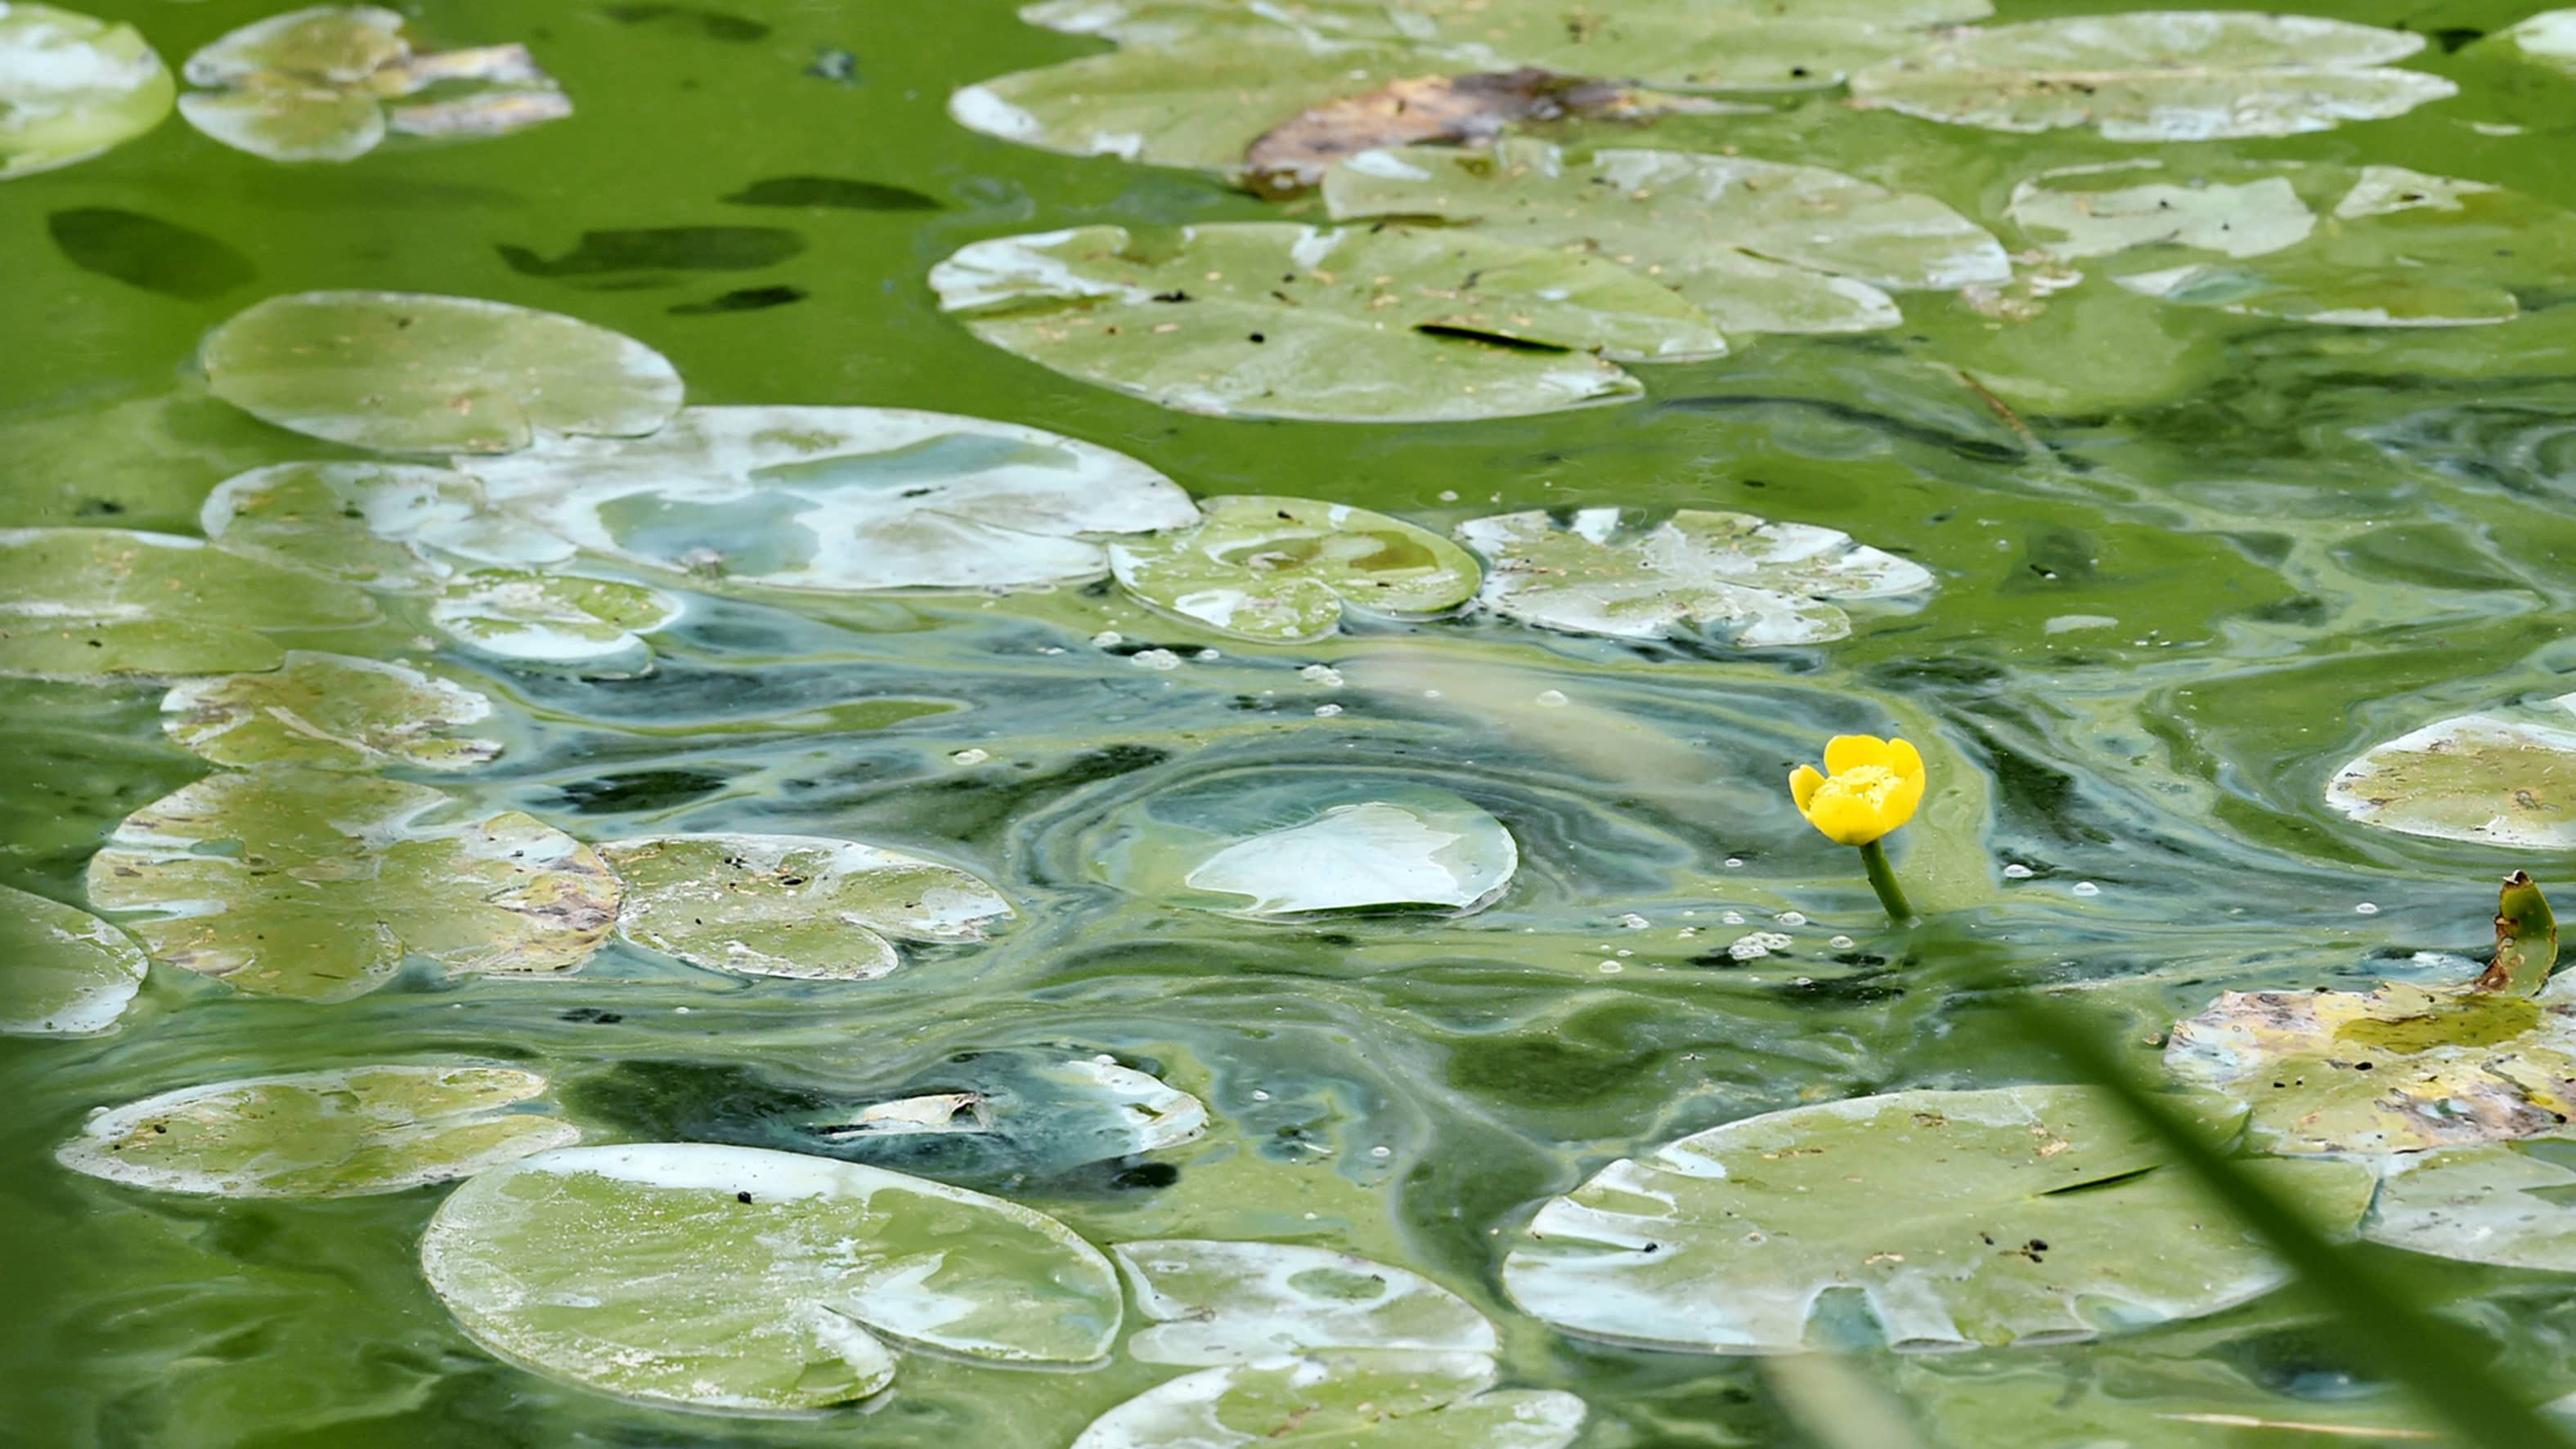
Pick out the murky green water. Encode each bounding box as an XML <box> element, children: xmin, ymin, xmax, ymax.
<box><xmin>11</xmin><ymin>0</ymin><xmax>2576</xmax><ymax>1444</ymax></box>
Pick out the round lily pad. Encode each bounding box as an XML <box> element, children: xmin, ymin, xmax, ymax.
<box><xmin>813</xmin><ymin>1055</ymin><xmax>1208</xmax><ymax>1178</ymax></box>
<box><xmin>163</xmin><ymin>653</ymin><xmax>500</xmax><ymax>772</ymax></box>
<box><xmin>1455</xmin><ymin>507</ymin><xmax>1932</xmax><ymax>646</ymax></box>
<box><xmin>1115</xmin><ymin>1240</ymin><xmax>1499</xmax><ymax>1365</ymax></box>
<box><xmin>1501</xmin><ymin>1085</ymin><xmax>2376</xmax><ymax>1354</ymax></box>
<box><xmin>1109</xmin><ymin>496</ymin><xmax>1480</xmax><ymax>642</ymax></box>
<box><xmin>0</xmin><ymin>527</ymin><xmax>379</xmax><ymax>680</ymax></box>
<box><xmin>1072</xmin><ymin>1350</ymin><xmax>1586</xmax><ymax>1449</ymax></box>
<box><xmin>600</xmin><ymin>832</ymin><xmax>1013</xmax><ymax>980</ymax></box>
<box><xmin>429</xmin><ymin>569</ymin><xmax>680</xmax><ymax>676</ymax></box>
<box><xmin>930</xmin><ymin>222</ymin><xmax>1725</xmax><ymax>423</ymax></box>
<box><xmin>86</xmin><ymin>769</ymin><xmax>621</xmax><ymax>1001</ymax></box>
<box><xmin>1105</xmin><ymin>775</ymin><xmax>1518</xmax><ymax>917</ymax></box>
<box><xmin>2327</xmin><ymin>699</ymin><xmax>2576</xmax><ymax>847</ymax></box>
<box><xmin>200</xmin><ymin>291</ymin><xmax>684</xmax><ymax>454</ymax></box>
<box><xmin>2364</xmin><ymin>1141</ymin><xmax>2576</xmax><ymax>1270</ymax></box>
<box><xmin>202</xmin><ymin>461</ymin><xmax>577</xmax><ymax>589</ymax></box>
<box><xmin>0</xmin><ymin>882</ymin><xmax>146</xmax><ymax>1036</ymax></box>
<box><xmin>457</xmin><ymin>405</ymin><xmax>1199</xmax><ymax>592</ymax></box>
<box><xmin>56</xmin><ymin>1064</ymin><xmax>578</xmax><ymax>1197</ymax></box>
<box><xmin>0</xmin><ymin>3</ymin><xmax>173</xmax><ymax>180</ymax></box>
<box><xmin>420</xmin><ymin>1142</ymin><xmax>1124</xmax><ymax>1411</ymax></box>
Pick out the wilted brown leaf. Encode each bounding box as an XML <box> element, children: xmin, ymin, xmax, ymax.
<box><xmin>1244</xmin><ymin>68</ymin><xmax>1702</xmax><ymax>196</ymax></box>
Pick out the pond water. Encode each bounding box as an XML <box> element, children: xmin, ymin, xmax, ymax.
<box><xmin>10</xmin><ymin>0</ymin><xmax>2576</xmax><ymax>1445</ymax></box>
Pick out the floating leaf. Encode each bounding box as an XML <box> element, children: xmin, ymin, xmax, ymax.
<box><xmin>931</xmin><ymin>222</ymin><xmax>1722</xmax><ymax>423</ymax></box>
<box><xmin>2006</xmin><ymin>162</ymin><xmax>2318</xmax><ymax>261</ymax></box>
<box><xmin>600</xmin><ymin>832</ymin><xmax>1012</xmax><ymax>980</ymax></box>
<box><xmin>161</xmin><ymin>653</ymin><xmax>501</xmax><ymax>773</ymax></box>
<box><xmin>457</xmin><ymin>405</ymin><xmax>1198</xmax><ymax>592</ymax></box>
<box><xmin>86</xmin><ymin>769</ymin><xmax>620</xmax><ymax>1001</ymax></box>
<box><xmin>1455</xmin><ymin>507</ymin><xmax>1932</xmax><ymax>645</ymax></box>
<box><xmin>178</xmin><ymin>7</ymin><xmax>568</xmax><ymax>163</ymax></box>
<box><xmin>2363</xmin><ymin>1141</ymin><xmax>2576</xmax><ymax>1270</ymax></box>
<box><xmin>1109</xmin><ymin>496</ymin><xmax>1479</xmax><ymax>642</ymax></box>
<box><xmin>2165</xmin><ymin>980</ymin><xmax>2576</xmax><ymax>1155</ymax></box>
<box><xmin>2486</xmin><ymin>10</ymin><xmax>2576</xmax><ymax>78</ymax></box>
<box><xmin>429</xmin><ymin>569</ymin><xmax>680</xmax><ymax>676</ymax></box>
<box><xmin>201</xmin><ymin>460</ymin><xmax>576</xmax><ymax>588</ymax></box>
<box><xmin>1326</xmin><ymin>139</ymin><xmax>2008</xmax><ymax>336</ymax></box>
<box><xmin>1115</xmin><ymin>1240</ymin><xmax>1499</xmax><ymax>1365</ymax></box>
<box><xmin>56</xmin><ymin>1065</ymin><xmax>577</xmax><ymax>1197</ymax></box>
<box><xmin>201</xmin><ymin>291</ymin><xmax>683</xmax><ymax>454</ymax></box>
<box><xmin>420</xmin><ymin>1143</ymin><xmax>1123</xmax><ymax>1410</ymax></box>
<box><xmin>0</xmin><ymin>882</ymin><xmax>146</xmax><ymax>1036</ymax></box>
<box><xmin>0</xmin><ymin>527</ymin><xmax>377</xmax><ymax>680</ymax></box>
<box><xmin>0</xmin><ymin>3</ymin><xmax>173</xmax><ymax>179</ymax></box>
<box><xmin>814</xmin><ymin>1055</ymin><xmax>1208</xmax><ymax>1175</ymax></box>
<box><xmin>1501</xmin><ymin>1085</ymin><xmax>2376</xmax><ymax>1354</ymax></box>
<box><xmin>2327</xmin><ymin>699</ymin><xmax>2576</xmax><ymax>846</ymax></box>
<box><xmin>1848</xmin><ymin>13</ymin><xmax>2456</xmax><ymax>139</ymax></box>
<box><xmin>1072</xmin><ymin>1350</ymin><xmax>1585</xmax><ymax>1449</ymax></box>
<box><xmin>1245</xmin><ymin>69</ymin><xmax>1710</xmax><ymax>196</ymax></box>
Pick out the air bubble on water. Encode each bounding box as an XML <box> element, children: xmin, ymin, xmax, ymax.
<box><xmin>1299</xmin><ymin>663</ymin><xmax>1344</xmax><ymax>687</ymax></box>
<box><xmin>1196</xmin><ymin>648</ymin><xmax>1222</xmax><ymax>661</ymax></box>
<box><xmin>2355</xmin><ymin>902</ymin><xmax>2380</xmax><ymax>915</ymax></box>
<box><xmin>1723</xmin><ymin>857</ymin><xmax>1744</xmax><ymax>868</ymax></box>
<box><xmin>1438</xmin><ymin>489</ymin><xmax>1459</xmax><ymax>501</ymax></box>
<box><xmin>1598</xmin><ymin>959</ymin><xmax>1623</xmax><ymax>973</ymax></box>
<box><xmin>1619</xmin><ymin>913</ymin><xmax>1649</xmax><ymax>930</ymax></box>
<box><xmin>1423</xmin><ymin>689</ymin><xmax>1443</xmax><ymax>698</ymax></box>
<box><xmin>1722</xmin><ymin>911</ymin><xmax>1747</xmax><ymax>925</ymax></box>
<box><xmin>1536</xmin><ymin>689</ymin><xmax>1568</xmax><ymax>707</ymax></box>
<box><xmin>2072</xmin><ymin>881</ymin><xmax>2100</xmax><ymax>896</ymax></box>
<box><xmin>949</xmin><ymin>748</ymin><xmax>990</xmax><ymax>766</ymax></box>
<box><xmin>1091</xmin><ymin>630</ymin><xmax>1123</xmax><ymax>648</ymax></box>
<box><xmin>2002</xmin><ymin>863</ymin><xmax>2035</xmax><ymax>879</ymax></box>
<box><xmin>1370</xmin><ymin>1146</ymin><xmax>1392</xmax><ymax>1158</ymax></box>
<box><xmin>1314</xmin><ymin>703</ymin><xmax>1343</xmax><ymax>717</ymax></box>
<box><xmin>1777</xmin><ymin>911</ymin><xmax>1806</xmax><ymax>926</ymax></box>
<box><xmin>1251</xmin><ymin>1089</ymin><xmax>1271</xmax><ymax>1101</ymax></box>
<box><xmin>1829</xmin><ymin>935</ymin><xmax>1856</xmax><ymax>949</ymax></box>
<box><xmin>1730</xmin><ymin>931</ymin><xmax>1794</xmax><ymax>961</ymax></box>
<box><xmin>1132</xmin><ymin>648</ymin><xmax>1181</xmax><ymax>670</ymax></box>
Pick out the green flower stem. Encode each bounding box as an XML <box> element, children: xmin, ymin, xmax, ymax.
<box><xmin>1858</xmin><ymin>838</ymin><xmax>1915</xmax><ymax>926</ymax></box>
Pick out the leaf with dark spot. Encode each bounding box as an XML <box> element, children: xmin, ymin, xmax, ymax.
<box><xmin>723</xmin><ymin>176</ymin><xmax>940</xmax><ymax>211</ymax></box>
<box><xmin>496</xmin><ymin>227</ymin><xmax>806</xmax><ymax>280</ymax></box>
<box><xmin>48</xmin><ymin>210</ymin><xmax>255</xmax><ymax>301</ymax></box>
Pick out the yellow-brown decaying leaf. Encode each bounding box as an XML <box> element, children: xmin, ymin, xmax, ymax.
<box><xmin>1244</xmin><ymin>68</ymin><xmax>1706</xmax><ymax>196</ymax></box>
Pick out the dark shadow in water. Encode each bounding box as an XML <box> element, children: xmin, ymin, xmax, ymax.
<box><xmin>668</xmin><ymin>284</ymin><xmax>808</xmax><ymax>314</ymax></box>
<box><xmin>496</xmin><ymin>227</ymin><xmax>806</xmax><ymax>280</ymax></box>
<box><xmin>597</xmin><ymin>3</ymin><xmax>770</xmax><ymax>41</ymax></box>
<box><xmin>724</xmin><ymin>175</ymin><xmax>941</xmax><ymax>211</ymax></box>
<box><xmin>47</xmin><ymin>209</ymin><xmax>254</xmax><ymax>301</ymax></box>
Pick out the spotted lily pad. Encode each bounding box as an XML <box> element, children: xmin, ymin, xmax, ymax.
<box><xmin>201</xmin><ymin>461</ymin><xmax>576</xmax><ymax>589</ymax></box>
<box><xmin>457</xmin><ymin>405</ymin><xmax>1198</xmax><ymax>592</ymax></box>
<box><xmin>2007</xmin><ymin>162</ymin><xmax>2318</xmax><ymax>262</ymax></box>
<box><xmin>0</xmin><ymin>882</ymin><xmax>146</xmax><ymax>1036</ymax></box>
<box><xmin>0</xmin><ymin>527</ymin><xmax>378</xmax><ymax>680</ymax></box>
<box><xmin>1456</xmin><ymin>508</ymin><xmax>1932</xmax><ymax>646</ymax></box>
<box><xmin>929</xmin><ymin>222</ymin><xmax>1725</xmax><ymax>423</ymax></box>
<box><xmin>2326</xmin><ymin>698</ymin><xmax>2576</xmax><ymax>846</ymax></box>
<box><xmin>1848</xmin><ymin>13</ymin><xmax>2455</xmax><ymax>140</ymax></box>
<box><xmin>200</xmin><ymin>291</ymin><xmax>684</xmax><ymax>454</ymax></box>
<box><xmin>813</xmin><ymin>1055</ymin><xmax>1208</xmax><ymax>1177</ymax></box>
<box><xmin>162</xmin><ymin>653</ymin><xmax>501</xmax><ymax>772</ymax></box>
<box><xmin>1324</xmin><ymin>139</ymin><xmax>2009</xmax><ymax>336</ymax></box>
<box><xmin>2165</xmin><ymin>981</ymin><xmax>2576</xmax><ymax>1155</ymax></box>
<box><xmin>85</xmin><ymin>769</ymin><xmax>620</xmax><ymax>1001</ymax></box>
<box><xmin>2363</xmin><ymin>1140</ymin><xmax>2576</xmax><ymax>1269</ymax></box>
<box><xmin>56</xmin><ymin>1064</ymin><xmax>578</xmax><ymax>1196</ymax></box>
<box><xmin>429</xmin><ymin>569</ymin><xmax>680</xmax><ymax>676</ymax></box>
<box><xmin>179</xmin><ymin>6</ymin><xmax>568</xmax><ymax>163</ymax></box>
<box><xmin>600</xmin><ymin>832</ymin><xmax>1013</xmax><ymax>980</ymax></box>
<box><xmin>1072</xmin><ymin>1350</ymin><xmax>1586</xmax><ymax>1449</ymax></box>
<box><xmin>1116</xmin><ymin>1240</ymin><xmax>1499</xmax><ymax>1365</ymax></box>
<box><xmin>1110</xmin><ymin>496</ymin><xmax>1479</xmax><ymax>642</ymax></box>
<box><xmin>420</xmin><ymin>1143</ymin><xmax>1123</xmax><ymax>1411</ymax></box>
<box><xmin>0</xmin><ymin>3</ymin><xmax>173</xmax><ymax>178</ymax></box>
<box><xmin>1501</xmin><ymin>1085</ymin><xmax>2376</xmax><ymax>1354</ymax></box>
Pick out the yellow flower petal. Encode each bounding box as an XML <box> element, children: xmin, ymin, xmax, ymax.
<box><xmin>1883</xmin><ymin>767</ymin><xmax>1924</xmax><ymax>834</ymax></box>
<box><xmin>1789</xmin><ymin>765</ymin><xmax>1824</xmax><ymax>811</ymax></box>
<box><xmin>1806</xmin><ymin>788</ymin><xmax>1883</xmax><ymax>846</ymax></box>
<box><xmin>1824</xmin><ymin>734</ymin><xmax>1893</xmax><ymax>775</ymax></box>
<box><xmin>1887</xmin><ymin>737</ymin><xmax>1924</xmax><ymax>783</ymax></box>
<box><xmin>1788</xmin><ymin>734</ymin><xmax>1925</xmax><ymax>847</ymax></box>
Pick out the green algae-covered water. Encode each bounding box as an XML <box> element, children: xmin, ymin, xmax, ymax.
<box><xmin>12</xmin><ymin>0</ymin><xmax>2576</xmax><ymax>1444</ymax></box>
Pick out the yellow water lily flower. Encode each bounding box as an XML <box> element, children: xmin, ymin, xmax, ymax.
<box><xmin>1789</xmin><ymin>735</ymin><xmax>1925</xmax><ymax>848</ymax></box>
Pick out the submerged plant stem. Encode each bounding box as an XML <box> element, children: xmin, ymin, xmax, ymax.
<box><xmin>1858</xmin><ymin>838</ymin><xmax>1914</xmax><ymax>926</ymax></box>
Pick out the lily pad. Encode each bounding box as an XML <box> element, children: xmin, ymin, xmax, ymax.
<box><xmin>202</xmin><ymin>461</ymin><xmax>577</xmax><ymax>589</ymax></box>
<box><xmin>2487</xmin><ymin>10</ymin><xmax>2576</xmax><ymax>77</ymax></box>
<box><xmin>1455</xmin><ymin>507</ymin><xmax>1932</xmax><ymax>645</ymax></box>
<box><xmin>0</xmin><ymin>2</ymin><xmax>174</xmax><ymax>178</ymax></box>
<box><xmin>599</xmin><ymin>832</ymin><xmax>1012</xmax><ymax>980</ymax></box>
<box><xmin>420</xmin><ymin>1142</ymin><xmax>1123</xmax><ymax>1411</ymax></box>
<box><xmin>2326</xmin><ymin>698</ymin><xmax>2576</xmax><ymax>846</ymax></box>
<box><xmin>1115</xmin><ymin>1240</ymin><xmax>1499</xmax><ymax>1365</ymax></box>
<box><xmin>457</xmin><ymin>405</ymin><xmax>1198</xmax><ymax>592</ymax></box>
<box><xmin>161</xmin><ymin>653</ymin><xmax>501</xmax><ymax>773</ymax></box>
<box><xmin>2007</xmin><ymin>162</ymin><xmax>2318</xmax><ymax>261</ymax></box>
<box><xmin>55</xmin><ymin>1064</ymin><xmax>578</xmax><ymax>1197</ymax></box>
<box><xmin>2363</xmin><ymin>1140</ymin><xmax>2576</xmax><ymax>1270</ymax></box>
<box><xmin>1500</xmin><ymin>1085</ymin><xmax>2376</xmax><ymax>1354</ymax></box>
<box><xmin>200</xmin><ymin>291</ymin><xmax>684</xmax><ymax>454</ymax></box>
<box><xmin>1245</xmin><ymin>70</ymin><xmax>1715</xmax><ymax>196</ymax></box>
<box><xmin>0</xmin><ymin>527</ymin><xmax>378</xmax><ymax>680</ymax></box>
<box><xmin>0</xmin><ymin>882</ymin><xmax>146</xmax><ymax>1036</ymax></box>
<box><xmin>429</xmin><ymin>569</ymin><xmax>680</xmax><ymax>676</ymax></box>
<box><xmin>931</xmin><ymin>222</ymin><xmax>1723</xmax><ymax>422</ymax></box>
<box><xmin>2165</xmin><ymin>981</ymin><xmax>2576</xmax><ymax>1155</ymax></box>
<box><xmin>1324</xmin><ymin>139</ymin><xmax>2009</xmax><ymax>335</ymax></box>
<box><xmin>813</xmin><ymin>1054</ymin><xmax>1208</xmax><ymax>1177</ymax></box>
<box><xmin>179</xmin><ymin>7</ymin><xmax>568</xmax><ymax>163</ymax></box>
<box><xmin>1109</xmin><ymin>496</ymin><xmax>1479</xmax><ymax>642</ymax></box>
<box><xmin>1848</xmin><ymin>13</ymin><xmax>2456</xmax><ymax>140</ymax></box>
<box><xmin>1071</xmin><ymin>1351</ymin><xmax>1586</xmax><ymax>1449</ymax></box>
<box><xmin>85</xmin><ymin>769</ymin><xmax>620</xmax><ymax>1001</ymax></box>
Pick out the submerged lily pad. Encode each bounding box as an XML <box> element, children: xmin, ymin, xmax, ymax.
<box><xmin>2363</xmin><ymin>1140</ymin><xmax>2576</xmax><ymax>1269</ymax></box>
<box><xmin>56</xmin><ymin>1065</ymin><xmax>578</xmax><ymax>1197</ymax></box>
<box><xmin>1110</xmin><ymin>496</ymin><xmax>1479</xmax><ymax>641</ymax></box>
<box><xmin>600</xmin><ymin>832</ymin><xmax>1012</xmax><ymax>980</ymax></box>
<box><xmin>1116</xmin><ymin>1240</ymin><xmax>1499</xmax><ymax>1365</ymax></box>
<box><xmin>1849</xmin><ymin>13</ymin><xmax>2455</xmax><ymax>140</ymax></box>
<box><xmin>0</xmin><ymin>527</ymin><xmax>378</xmax><ymax>680</ymax></box>
<box><xmin>2327</xmin><ymin>698</ymin><xmax>2576</xmax><ymax>846</ymax></box>
<box><xmin>931</xmin><ymin>222</ymin><xmax>1721</xmax><ymax>422</ymax></box>
<box><xmin>86</xmin><ymin>769</ymin><xmax>620</xmax><ymax>1001</ymax></box>
<box><xmin>1104</xmin><ymin>774</ymin><xmax>1517</xmax><ymax>917</ymax></box>
<box><xmin>179</xmin><ymin>7</ymin><xmax>568</xmax><ymax>163</ymax></box>
<box><xmin>429</xmin><ymin>569</ymin><xmax>680</xmax><ymax>675</ymax></box>
<box><xmin>1324</xmin><ymin>139</ymin><xmax>2009</xmax><ymax>336</ymax></box>
<box><xmin>0</xmin><ymin>883</ymin><xmax>146</xmax><ymax>1036</ymax></box>
<box><xmin>162</xmin><ymin>653</ymin><xmax>500</xmax><ymax>773</ymax></box>
<box><xmin>200</xmin><ymin>291</ymin><xmax>683</xmax><ymax>454</ymax></box>
<box><xmin>1072</xmin><ymin>1350</ymin><xmax>1585</xmax><ymax>1449</ymax></box>
<box><xmin>2165</xmin><ymin>981</ymin><xmax>2576</xmax><ymax>1155</ymax></box>
<box><xmin>201</xmin><ymin>461</ymin><xmax>576</xmax><ymax>588</ymax></box>
<box><xmin>458</xmin><ymin>405</ymin><xmax>1198</xmax><ymax>592</ymax></box>
<box><xmin>1456</xmin><ymin>507</ymin><xmax>1932</xmax><ymax>645</ymax></box>
<box><xmin>813</xmin><ymin>1055</ymin><xmax>1208</xmax><ymax>1177</ymax></box>
<box><xmin>420</xmin><ymin>1142</ymin><xmax>1123</xmax><ymax>1411</ymax></box>
<box><xmin>1501</xmin><ymin>1085</ymin><xmax>2375</xmax><ymax>1354</ymax></box>
<box><xmin>0</xmin><ymin>3</ymin><xmax>174</xmax><ymax>178</ymax></box>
